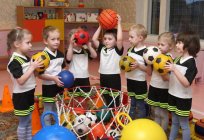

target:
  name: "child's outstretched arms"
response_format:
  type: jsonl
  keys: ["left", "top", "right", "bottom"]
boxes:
{"left": 92, "top": 25, "right": 101, "bottom": 49}
{"left": 116, "top": 14, "right": 123, "bottom": 50}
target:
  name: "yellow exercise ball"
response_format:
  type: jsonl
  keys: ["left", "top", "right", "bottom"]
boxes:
{"left": 117, "top": 113, "right": 167, "bottom": 140}
{"left": 153, "top": 54, "right": 173, "bottom": 75}
{"left": 32, "top": 51, "right": 50, "bottom": 72}
{"left": 119, "top": 56, "right": 136, "bottom": 72}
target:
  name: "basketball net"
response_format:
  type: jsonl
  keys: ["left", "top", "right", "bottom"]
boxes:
{"left": 55, "top": 86, "right": 130, "bottom": 140}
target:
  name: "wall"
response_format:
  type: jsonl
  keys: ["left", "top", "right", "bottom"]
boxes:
{"left": 94, "top": 0, "right": 136, "bottom": 30}
{"left": 0, "top": 0, "right": 136, "bottom": 30}
{"left": 69, "top": 0, "right": 94, "bottom": 7}
{"left": 0, "top": 0, "right": 33, "bottom": 29}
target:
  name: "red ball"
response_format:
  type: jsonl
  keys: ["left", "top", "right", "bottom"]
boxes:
{"left": 74, "top": 29, "right": 89, "bottom": 45}
{"left": 98, "top": 9, "right": 118, "bottom": 29}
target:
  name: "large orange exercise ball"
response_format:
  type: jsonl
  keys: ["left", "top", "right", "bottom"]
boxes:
{"left": 117, "top": 112, "right": 167, "bottom": 140}
{"left": 98, "top": 9, "right": 118, "bottom": 29}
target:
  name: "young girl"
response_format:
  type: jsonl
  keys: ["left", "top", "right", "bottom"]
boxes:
{"left": 7, "top": 28, "right": 43, "bottom": 140}
{"left": 92, "top": 15, "right": 123, "bottom": 107}
{"left": 66, "top": 28, "right": 97, "bottom": 92}
{"left": 126, "top": 24, "right": 148, "bottom": 119}
{"left": 38, "top": 26, "right": 66, "bottom": 125}
{"left": 165, "top": 31, "right": 200, "bottom": 140}
{"left": 146, "top": 32, "right": 175, "bottom": 132}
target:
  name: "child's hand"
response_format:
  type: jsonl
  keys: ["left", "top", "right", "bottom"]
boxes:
{"left": 30, "top": 57, "right": 44, "bottom": 70}
{"left": 85, "top": 42, "right": 91, "bottom": 49}
{"left": 70, "top": 34, "right": 78, "bottom": 46}
{"left": 130, "top": 61, "right": 139, "bottom": 70}
{"left": 53, "top": 75, "right": 64, "bottom": 87}
{"left": 117, "top": 14, "right": 122, "bottom": 23}
{"left": 165, "top": 61, "right": 175, "bottom": 72}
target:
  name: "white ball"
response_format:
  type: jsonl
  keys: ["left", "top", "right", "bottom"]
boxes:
{"left": 73, "top": 123, "right": 90, "bottom": 135}
{"left": 73, "top": 114, "right": 91, "bottom": 135}
{"left": 73, "top": 114, "right": 91, "bottom": 126}
{"left": 107, "top": 129, "right": 121, "bottom": 139}
{"left": 85, "top": 112, "right": 97, "bottom": 125}
{"left": 143, "top": 46, "right": 161, "bottom": 65}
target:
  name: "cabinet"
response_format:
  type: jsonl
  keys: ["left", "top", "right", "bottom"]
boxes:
{"left": 16, "top": 6, "right": 101, "bottom": 53}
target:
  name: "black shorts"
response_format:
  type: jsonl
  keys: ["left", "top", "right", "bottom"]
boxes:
{"left": 127, "top": 79, "right": 147, "bottom": 99}
{"left": 146, "top": 85, "right": 169, "bottom": 109}
{"left": 72, "top": 78, "right": 90, "bottom": 92}
{"left": 100, "top": 74, "right": 121, "bottom": 90}
{"left": 42, "top": 84, "right": 64, "bottom": 102}
{"left": 12, "top": 88, "right": 35, "bottom": 116}
{"left": 168, "top": 94, "right": 192, "bottom": 117}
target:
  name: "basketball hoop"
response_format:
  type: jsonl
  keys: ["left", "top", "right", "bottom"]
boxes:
{"left": 55, "top": 86, "right": 130, "bottom": 140}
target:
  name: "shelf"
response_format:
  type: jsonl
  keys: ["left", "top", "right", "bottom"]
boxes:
{"left": 17, "top": 6, "right": 102, "bottom": 53}
{"left": 65, "top": 22, "right": 98, "bottom": 24}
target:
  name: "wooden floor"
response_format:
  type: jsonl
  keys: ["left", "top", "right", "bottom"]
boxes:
{"left": 0, "top": 58, "right": 204, "bottom": 119}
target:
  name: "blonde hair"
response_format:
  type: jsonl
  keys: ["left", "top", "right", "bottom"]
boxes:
{"left": 158, "top": 32, "right": 175, "bottom": 49}
{"left": 42, "top": 26, "right": 59, "bottom": 40}
{"left": 130, "top": 24, "right": 148, "bottom": 39}
{"left": 7, "top": 28, "right": 31, "bottom": 52}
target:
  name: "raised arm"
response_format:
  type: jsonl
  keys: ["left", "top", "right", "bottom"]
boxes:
{"left": 92, "top": 25, "right": 101, "bottom": 49}
{"left": 66, "top": 34, "right": 76, "bottom": 61}
{"left": 86, "top": 42, "right": 97, "bottom": 58}
{"left": 116, "top": 15, "right": 123, "bottom": 50}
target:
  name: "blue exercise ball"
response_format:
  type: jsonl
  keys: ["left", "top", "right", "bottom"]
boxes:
{"left": 32, "top": 111, "right": 77, "bottom": 140}
{"left": 58, "top": 70, "right": 74, "bottom": 88}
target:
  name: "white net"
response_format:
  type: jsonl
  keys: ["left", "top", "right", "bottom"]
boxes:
{"left": 56, "top": 86, "right": 130, "bottom": 140}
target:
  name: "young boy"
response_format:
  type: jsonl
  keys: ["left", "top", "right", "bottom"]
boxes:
{"left": 38, "top": 26, "right": 66, "bottom": 125}
{"left": 92, "top": 15, "right": 123, "bottom": 107}
{"left": 126, "top": 24, "right": 148, "bottom": 119}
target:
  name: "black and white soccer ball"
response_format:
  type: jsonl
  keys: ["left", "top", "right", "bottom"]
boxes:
{"left": 143, "top": 46, "right": 161, "bottom": 65}
{"left": 72, "top": 114, "right": 91, "bottom": 135}
{"left": 107, "top": 129, "right": 121, "bottom": 139}
{"left": 85, "top": 112, "right": 97, "bottom": 125}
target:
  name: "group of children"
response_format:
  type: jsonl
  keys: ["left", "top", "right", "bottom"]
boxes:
{"left": 7, "top": 13, "right": 200, "bottom": 140}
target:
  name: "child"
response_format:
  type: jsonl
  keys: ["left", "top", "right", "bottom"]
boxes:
{"left": 38, "top": 26, "right": 66, "bottom": 125}
{"left": 7, "top": 28, "right": 43, "bottom": 140}
{"left": 165, "top": 31, "right": 200, "bottom": 140}
{"left": 66, "top": 28, "right": 97, "bottom": 92}
{"left": 126, "top": 24, "right": 148, "bottom": 119}
{"left": 146, "top": 32, "right": 175, "bottom": 132}
{"left": 92, "top": 15, "right": 123, "bottom": 107}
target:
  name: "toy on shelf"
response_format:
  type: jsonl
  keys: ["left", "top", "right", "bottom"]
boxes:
{"left": 78, "top": 0, "right": 84, "bottom": 8}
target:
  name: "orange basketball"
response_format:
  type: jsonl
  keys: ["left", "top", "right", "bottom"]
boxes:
{"left": 98, "top": 9, "right": 118, "bottom": 29}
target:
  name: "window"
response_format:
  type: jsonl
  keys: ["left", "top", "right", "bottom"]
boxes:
{"left": 169, "top": 0, "right": 204, "bottom": 39}
{"left": 151, "top": 0, "right": 160, "bottom": 35}
{"left": 150, "top": 0, "right": 204, "bottom": 39}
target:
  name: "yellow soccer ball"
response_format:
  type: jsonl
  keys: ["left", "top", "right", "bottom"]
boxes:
{"left": 32, "top": 51, "right": 50, "bottom": 72}
{"left": 153, "top": 54, "right": 173, "bottom": 75}
{"left": 119, "top": 56, "right": 136, "bottom": 72}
